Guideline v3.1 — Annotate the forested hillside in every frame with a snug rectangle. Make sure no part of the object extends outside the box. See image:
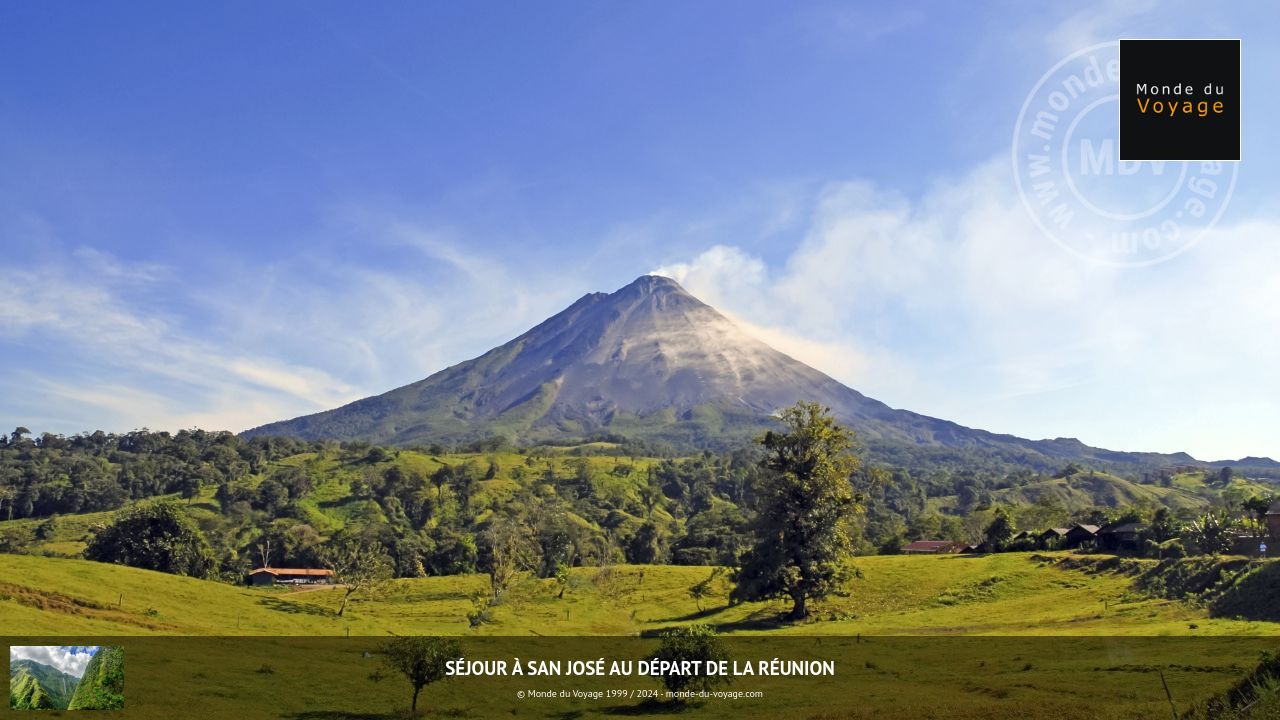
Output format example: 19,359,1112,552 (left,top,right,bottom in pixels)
8,659,78,710
66,646,124,710
2,427,1276,586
